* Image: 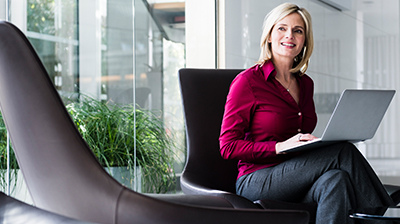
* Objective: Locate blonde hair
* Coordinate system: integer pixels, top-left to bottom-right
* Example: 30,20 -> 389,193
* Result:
256,3 -> 314,75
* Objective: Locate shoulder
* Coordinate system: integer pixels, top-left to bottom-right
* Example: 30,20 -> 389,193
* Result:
298,73 -> 315,98
299,73 -> 314,87
232,65 -> 262,85
228,65 -> 262,99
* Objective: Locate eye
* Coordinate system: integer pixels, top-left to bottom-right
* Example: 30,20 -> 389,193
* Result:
295,29 -> 304,34
278,27 -> 285,31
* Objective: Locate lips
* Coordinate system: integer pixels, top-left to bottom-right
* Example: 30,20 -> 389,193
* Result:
281,42 -> 295,47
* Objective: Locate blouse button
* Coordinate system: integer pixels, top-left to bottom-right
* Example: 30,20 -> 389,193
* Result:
298,112 -> 302,116
297,128 -> 301,132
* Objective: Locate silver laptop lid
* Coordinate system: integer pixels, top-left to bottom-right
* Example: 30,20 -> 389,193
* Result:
320,89 -> 395,142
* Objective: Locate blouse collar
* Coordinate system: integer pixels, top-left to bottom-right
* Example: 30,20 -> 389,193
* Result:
259,60 -> 301,82
260,60 -> 276,82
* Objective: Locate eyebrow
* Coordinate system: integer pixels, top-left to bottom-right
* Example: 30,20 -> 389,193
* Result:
276,23 -> 305,30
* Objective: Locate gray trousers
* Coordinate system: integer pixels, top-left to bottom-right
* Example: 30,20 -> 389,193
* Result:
236,142 -> 394,224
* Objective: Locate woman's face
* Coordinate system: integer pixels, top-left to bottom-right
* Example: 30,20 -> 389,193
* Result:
269,13 -> 306,62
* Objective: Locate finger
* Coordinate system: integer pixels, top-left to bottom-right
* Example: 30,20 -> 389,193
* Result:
300,133 -> 318,141
293,133 -> 303,142
298,134 -> 304,142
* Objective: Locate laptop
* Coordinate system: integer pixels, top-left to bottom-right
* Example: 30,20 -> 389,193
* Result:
282,89 -> 396,153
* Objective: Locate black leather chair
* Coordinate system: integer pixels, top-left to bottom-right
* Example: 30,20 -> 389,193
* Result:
178,68 -> 400,223
0,21 -> 310,224
179,68 -> 257,209
0,191 -> 94,224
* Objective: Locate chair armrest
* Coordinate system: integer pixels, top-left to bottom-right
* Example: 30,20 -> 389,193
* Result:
180,174 -> 260,209
0,192 -> 92,224
384,184 -> 400,205
146,193 -> 234,208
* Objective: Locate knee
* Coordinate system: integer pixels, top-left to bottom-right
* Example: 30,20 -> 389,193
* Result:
314,170 -> 353,193
322,170 -> 350,185
338,142 -> 365,159
339,142 -> 357,152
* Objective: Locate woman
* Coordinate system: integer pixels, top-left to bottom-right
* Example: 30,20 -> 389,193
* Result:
219,3 -> 394,224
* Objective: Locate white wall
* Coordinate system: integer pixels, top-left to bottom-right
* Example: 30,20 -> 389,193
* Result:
0,0 -> 4,20
79,0 -> 102,99
8,0 -> 27,31
185,0 -> 216,68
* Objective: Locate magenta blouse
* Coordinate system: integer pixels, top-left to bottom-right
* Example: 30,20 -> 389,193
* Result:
219,61 -> 317,179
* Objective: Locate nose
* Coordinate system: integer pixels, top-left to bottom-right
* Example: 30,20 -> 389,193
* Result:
285,30 -> 294,39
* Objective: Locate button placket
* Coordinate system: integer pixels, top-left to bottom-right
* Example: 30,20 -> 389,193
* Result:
297,111 -> 302,133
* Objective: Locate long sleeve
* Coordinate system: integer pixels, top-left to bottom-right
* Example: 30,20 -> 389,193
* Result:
219,73 -> 278,163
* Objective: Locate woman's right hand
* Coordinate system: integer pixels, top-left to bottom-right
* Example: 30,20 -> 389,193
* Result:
275,133 -> 318,154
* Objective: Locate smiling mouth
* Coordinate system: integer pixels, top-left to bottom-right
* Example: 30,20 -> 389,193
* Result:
281,43 -> 295,47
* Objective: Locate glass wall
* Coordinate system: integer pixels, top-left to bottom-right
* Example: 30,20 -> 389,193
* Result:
221,0 -> 400,185
0,0 -> 186,202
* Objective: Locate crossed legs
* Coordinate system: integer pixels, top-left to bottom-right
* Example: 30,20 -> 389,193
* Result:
236,142 -> 394,224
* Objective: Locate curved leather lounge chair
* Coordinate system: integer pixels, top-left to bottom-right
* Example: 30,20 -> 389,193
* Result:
0,191 -> 95,224
178,68 -> 400,223
0,21 -> 309,224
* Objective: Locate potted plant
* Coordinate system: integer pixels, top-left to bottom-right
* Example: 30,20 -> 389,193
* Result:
66,95 -> 176,193
0,113 -> 19,194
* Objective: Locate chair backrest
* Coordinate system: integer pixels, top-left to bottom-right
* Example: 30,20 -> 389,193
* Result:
0,21 -> 125,224
179,68 -> 243,194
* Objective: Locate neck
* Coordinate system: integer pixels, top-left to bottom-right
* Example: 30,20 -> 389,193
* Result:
272,57 -> 294,81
